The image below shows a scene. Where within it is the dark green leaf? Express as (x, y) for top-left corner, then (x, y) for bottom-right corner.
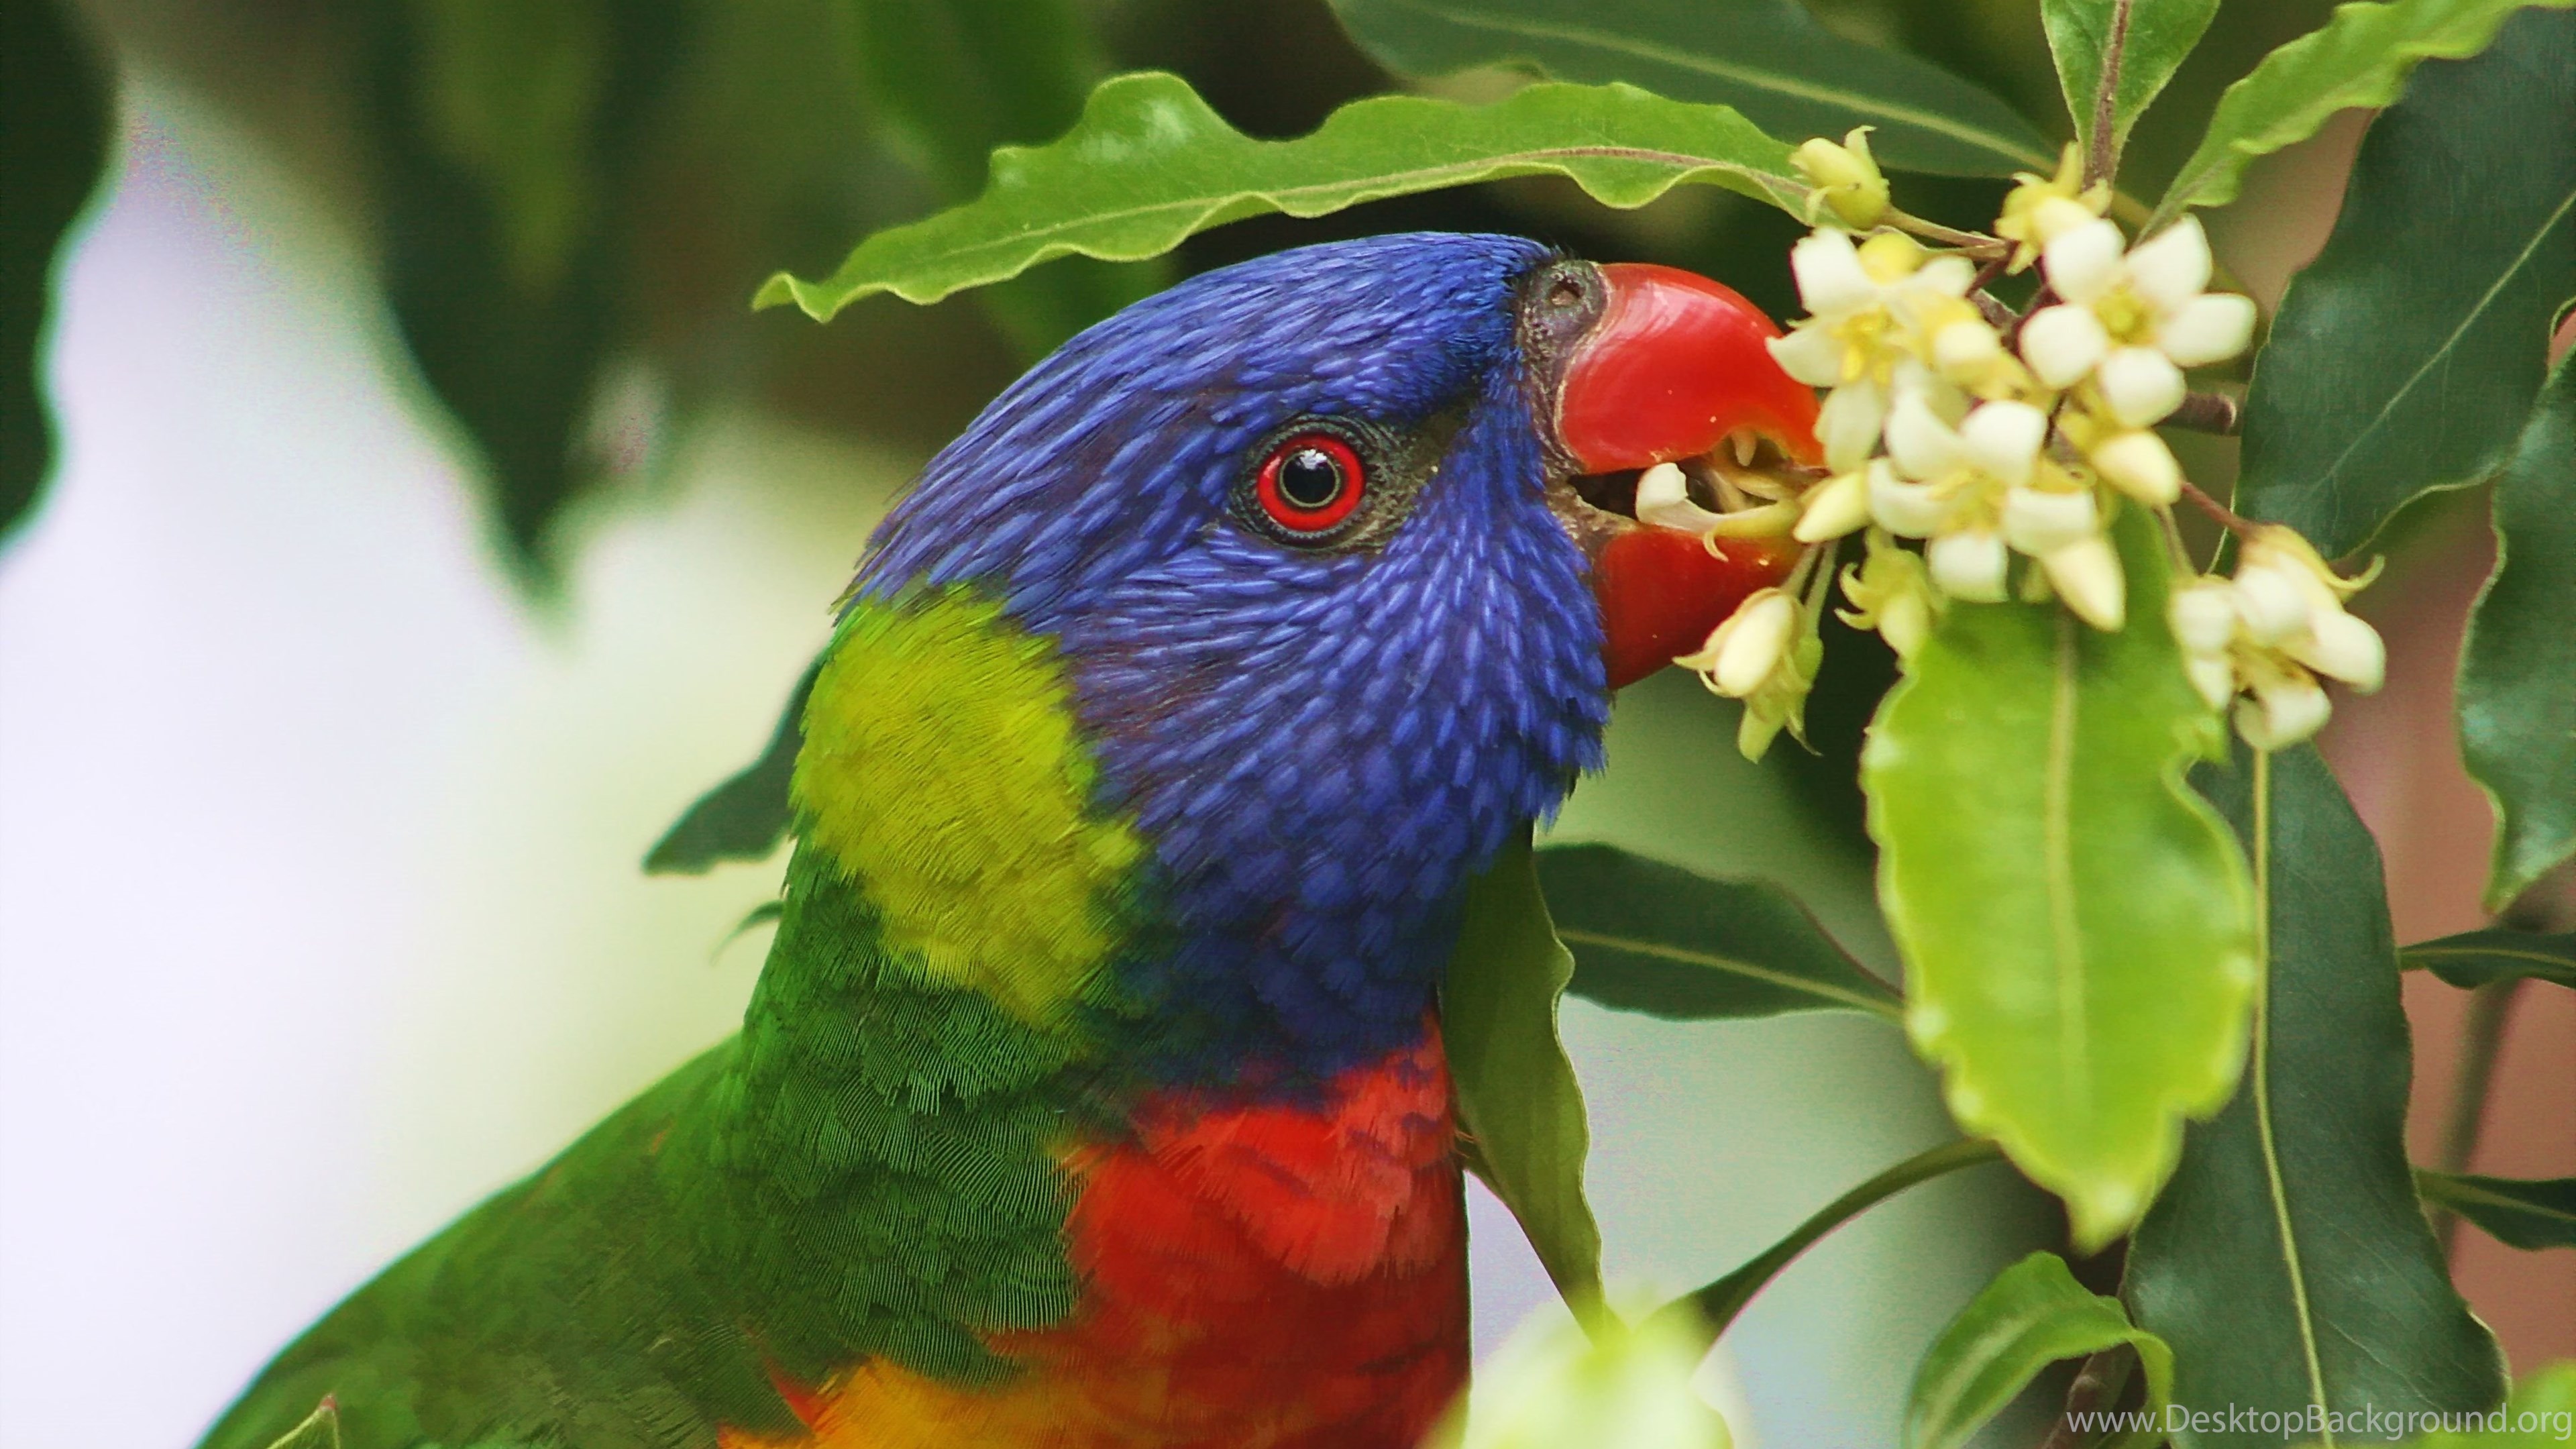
(2127, 744), (2506, 1449)
(1324, 0), (2053, 176)
(262, 1403), (340, 1449)
(2417, 1171), (2576, 1251)
(757, 71), (1805, 321)
(644, 659), (818, 874)
(2460, 354), (2576, 908)
(1863, 511), (2257, 1250)
(843, 0), (1162, 357)
(2151, 0), (2573, 227)
(1446, 829), (1607, 1324)
(2233, 5), (2575, 560)
(1653, 1137), (2004, 1345)
(1, 0), (111, 540)
(371, 0), (688, 582)
(2401, 928), (2576, 990)
(2043, 0), (2221, 163)
(1904, 1252), (2174, 1449)
(1535, 843), (1901, 1021)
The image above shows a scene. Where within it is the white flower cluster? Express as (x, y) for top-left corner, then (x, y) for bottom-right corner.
(1678, 138), (2368, 758)
(2169, 528), (2386, 749)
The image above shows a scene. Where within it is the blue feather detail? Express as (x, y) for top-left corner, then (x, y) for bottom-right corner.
(853, 233), (1608, 1087)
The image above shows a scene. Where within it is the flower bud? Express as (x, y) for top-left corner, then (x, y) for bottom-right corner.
(1678, 588), (1800, 698)
(2021, 305), (2110, 387)
(2096, 347), (2186, 427)
(1794, 469), (1872, 542)
(2293, 608), (2386, 692)
(2088, 429), (2182, 504)
(1792, 127), (1890, 230)
(2168, 581), (2239, 655)
(2237, 672), (2332, 750)
(1856, 230), (1927, 284)
(1928, 529), (2009, 601)
(2041, 534), (2127, 630)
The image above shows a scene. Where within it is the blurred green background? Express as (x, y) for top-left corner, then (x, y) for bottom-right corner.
(1, 2), (2563, 1446)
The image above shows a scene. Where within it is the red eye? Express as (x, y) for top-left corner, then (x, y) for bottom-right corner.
(1253, 432), (1365, 536)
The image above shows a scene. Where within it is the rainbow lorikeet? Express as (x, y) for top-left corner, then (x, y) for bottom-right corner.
(199, 233), (1818, 1449)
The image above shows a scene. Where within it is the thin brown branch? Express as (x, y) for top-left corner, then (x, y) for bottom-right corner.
(2167, 391), (2242, 435)
(2180, 479), (2261, 538)
(2038, 1346), (2137, 1449)
(1887, 209), (2007, 256)
(2086, 0), (2135, 189)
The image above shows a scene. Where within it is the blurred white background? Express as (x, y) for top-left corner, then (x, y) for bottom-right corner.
(1, 76), (2046, 1449)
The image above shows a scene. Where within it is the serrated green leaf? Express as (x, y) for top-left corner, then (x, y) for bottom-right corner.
(757, 71), (1803, 321)
(1534, 843), (1901, 1021)
(2151, 0), (2574, 229)
(1324, 0), (2052, 176)
(2235, 7), (2575, 559)
(262, 1402), (341, 1449)
(841, 0), (1162, 358)
(1446, 830), (1606, 1325)
(2461, 353), (2576, 908)
(1862, 511), (2257, 1250)
(2401, 928), (2576, 989)
(2418, 1171), (2576, 1251)
(2043, 0), (2221, 163)
(2127, 744), (2506, 1449)
(645, 659), (818, 874)
(1904, 1252), (2174, 1449)
(1, 0), (110, 541)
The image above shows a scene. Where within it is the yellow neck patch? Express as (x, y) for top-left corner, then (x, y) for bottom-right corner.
(790, 588), (1145, 1026)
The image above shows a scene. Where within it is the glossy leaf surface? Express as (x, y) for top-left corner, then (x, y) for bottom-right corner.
(1536, 843), (1900, 1022)
(757, 72), (1803, 321)
(1326, 0), (2053, 176)
(2235, 6), (2575, 559)
(1864, 515), (2256, 1250)
(2417, 1172), (2576, 1251)
(1446, 831), (1607, 1323)
(0, 0), (109, 539)
(2401, 928), (2576, 990)
(2127, 745), (2506, 1449)
(1904, 1252), (2174, 1449)
(2151, 0), (2574, 228)
(2043, 0), (2221, 162)
(2460, 353), (2576, 908)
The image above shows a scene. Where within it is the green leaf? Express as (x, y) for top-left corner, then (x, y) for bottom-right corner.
(1862, 511), (2257, 1250)
(841, 0), (1162, 358)
(1445, 829), (1607, 1324)
(1652, 1137), (2005, 1345)
(1534, 843), (1902, 1022)
(2127, 744), (2507, 1449)
(262, 1402), (341, 1449)
(644, 659), (818, 874)
(1, 0), (111, 540)
(2043, 0), (2221, 164)
(372, 0), (687, 582)
(756, 70), (1804, 321)
(2234, 6), (2575, 560)
(2151, 0), (2575, 229)
(2417, 1171), (2576, 1251)
(1324, 0), (2053, 176)
(2461, 353), (2576, 908)
(2401, 928), (2576, 990)
(1904, 1252), (2175, 1449)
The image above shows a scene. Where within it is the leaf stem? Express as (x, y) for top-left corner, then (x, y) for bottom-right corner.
(2179, 479), (2260, 539)
(2249, 747), (2337, 1446)
(1887, 210), (2008, 256)
(2432, 979), (2525, 1256)
(2086, 0), (2135, 189)
(1649, 1137), (2006, 1349)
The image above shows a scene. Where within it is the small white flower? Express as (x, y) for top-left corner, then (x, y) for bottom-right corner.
(2168, 581), (2239, 655)
(2236, 669), (2332, 751)
(2096, 347), (2186, 428)
(2295, 607), (2386, 692)
(2021, 305), (2110, 387)
(1928, 528), (2009, 601)
(1957, 400), (2047, 488)
(1867, 455), (1952, 537)
(1769, 230), (1978, 470)
(2165, 527), (2385, 749)
(1678, 588), (1801, 698)
(2086, 429), (2183, 504)
(1793, 468), (1873, 542)
(2160, 294), (2258, 368)
(2002, 486), (2100, 555)
(2027, 215), (2257, 433)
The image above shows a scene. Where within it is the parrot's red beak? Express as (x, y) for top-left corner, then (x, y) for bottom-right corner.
(1539, 262), (1823, 690)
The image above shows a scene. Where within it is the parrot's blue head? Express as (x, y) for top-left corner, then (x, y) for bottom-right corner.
(851, 233), (1816, 1084)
